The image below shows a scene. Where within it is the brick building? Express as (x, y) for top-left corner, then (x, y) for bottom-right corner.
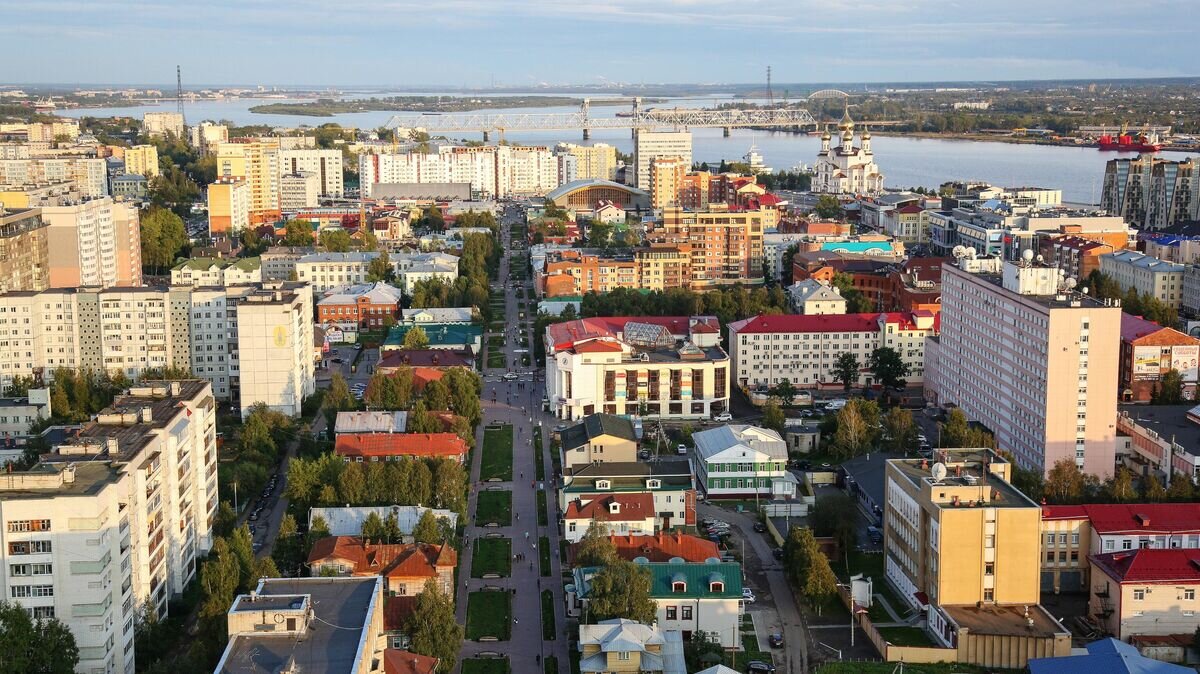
(1120, 313), (1200, 401)
(317, 282), (405, 329)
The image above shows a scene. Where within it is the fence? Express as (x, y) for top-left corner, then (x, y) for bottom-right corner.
(835, 585), (956, 664)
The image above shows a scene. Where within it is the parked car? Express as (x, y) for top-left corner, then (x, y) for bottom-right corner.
(502, 372), (518, 381)
(676, 444), (688, 455)
(746, 661), (776, 673)
(768, 633), (784, 648)
(741, 589), (756, 603)
(712, 411), (733, 423)
(753, 522), (767, 533)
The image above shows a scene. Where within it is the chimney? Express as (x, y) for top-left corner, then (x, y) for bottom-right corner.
(62, 463), (76, 484)
(140, 406), (153, 423)
(105, 437), (119, 455)
(170, 381), (181, 396)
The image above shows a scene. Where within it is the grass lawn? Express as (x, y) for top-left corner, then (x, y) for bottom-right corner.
(461, 658), (510, 674)
(543, 656), (557, 674)
(487, 350), (507, 369)
(475, 489), (512, 526)
(480, 425), (514, 481)
(536, 490), (548, 526)
(534, 427), (546, 481)
(466, 590), (512, 640)
(722, 613), (772, 668)
(541, 589), (556, 640)
(876, 625), (935, 647)
(470, 537), (513, 577)
(539, 536), (551, 576)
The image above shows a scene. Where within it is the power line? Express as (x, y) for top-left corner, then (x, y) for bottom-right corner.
(176, 65), (185, 124)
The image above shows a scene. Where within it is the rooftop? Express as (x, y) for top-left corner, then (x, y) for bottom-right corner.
(1042, 502), (1200, 535)
(565, 492), (656, 523)
(728, 311), (937, 335)
(947, 259), (1111, 311)
(569, 532), (720, 566)
(319, 281), (404, 306)
(1029, 637), (1194, 674)
(216, 576), (381, 674)
(575, 560), (742, 600)
(1102, 249), (1184, 273)
(334, 411), (408, 435)
(887, 448), (1037, 509)
(693, 425), (787, 462)
(309, 505), (458, 538)
(383, 323), (481, 349)
(172, 256), (261, 272)
(941, 603), (1068, 639)
(299, 251), (381, 264)
(560, 413), (637, 451)
(1091, 548), (1200, 584)
(1118, 404), (1200, 458)
(377, 349), (474, 370)
(334, 433), (468, 460)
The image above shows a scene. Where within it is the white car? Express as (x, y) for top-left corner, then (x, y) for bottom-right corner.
(741, 589), (756, 603)
(502, 372), (518, 381)
(712, 412), (733, 422)
(676, 444), (688, 455)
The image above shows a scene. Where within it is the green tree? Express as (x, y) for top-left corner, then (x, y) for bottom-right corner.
(575, 522), (616, 567)
(1143, 474), (1168, 502)
(239, 226), (268, 256)
(586, 559), (657, 625)
(587, 221), (613, 247)
(198, 538), (241, 644)
(1044, 458), (1087, 504)
(420, 205), (445, 231)
(868, 346), (911, 390)
(406, 580), (463, 674)
(361, 511), (386, 543)
(814, 194), (842, 219)
(423, 379), (451, 411)
(831, 402), (870, 460)
(883, 407), (916, 453)
(683, 631), (725, 673)
(0, 600), (80, 673)
(761, 399), (785, 434)
(938, 408), (971, 447)
(325, 373), (356, 413)
(282, 219), (314, 247)
(412, 509), (441, 544)
(1168, 476), (1195, 501)
(140, 207), (188, 272)
(228, 525), (257, 591)
(214, 501), (237, 537)
(404, 325), (431, 349)
(337, 461), (367, 504)
(366, 249), (394, 282)
(1152, 369), (1186, 404)
(831, 352), (860, 391)
(799, 530), (838, 615)
(808, 493), (857, 556)
(431, 459), (467, 516)
(1104, 468), (1137, 503)
(319, 228), (353, 252)
(769, 379), (797, 406)
(273, 513), (303, 576)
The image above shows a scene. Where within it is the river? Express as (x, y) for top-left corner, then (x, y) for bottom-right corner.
(59, 93), (1181, 204)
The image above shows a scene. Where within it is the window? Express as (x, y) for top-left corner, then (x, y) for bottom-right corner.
(1046, 551), (1055, 562)
(1122, 539), (1133, 551)
(984, 563), (994, 576)
(1186, 589), (1196, 601)
(1058, 533), (1067, 544)
(983, 588), (994, 601)
(984, 535), (995, 549)
(672, 581), (686, 593)
(618, 652), (630, 661)
(666, 606), (677, 620)
(710, 582), (724, 593)
(1071, 533), (1079, 545)
(681, 606), (692, 620)
(1134, 589), (1145, 601)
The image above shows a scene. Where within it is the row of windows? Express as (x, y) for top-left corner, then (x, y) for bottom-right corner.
(10, 585), (53, 598)
(7, 540), (52, 555)
(6, 519), (50, 533)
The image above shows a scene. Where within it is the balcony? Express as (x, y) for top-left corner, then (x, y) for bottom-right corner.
(72, 596), (112, 618)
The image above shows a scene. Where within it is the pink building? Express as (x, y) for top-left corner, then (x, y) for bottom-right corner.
(926, 257), (1120, 477)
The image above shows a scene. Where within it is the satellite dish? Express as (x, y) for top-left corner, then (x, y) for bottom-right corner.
(931, 462), (948, 482)
(966, 247), (977, 258)
(1022, 249), (1035, 262)
(952, 245), (966, 258)
(1065, 278), (1077, 289)
(1035, 254), (1045, 264)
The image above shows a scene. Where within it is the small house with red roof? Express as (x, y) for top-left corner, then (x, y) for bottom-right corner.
(563, 493), (657, 543)
(1118, 313), (1200, 402)
(376, 349), (475, 373)
(307, 536), (457, 598)
(335, 432), (469, 464)
(383, 649), (438, 674)
(568, 531), (721, 566)
(1089, 548), (1200, 640)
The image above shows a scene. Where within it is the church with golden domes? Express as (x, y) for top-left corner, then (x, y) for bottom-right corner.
(813, 110), (885, 195)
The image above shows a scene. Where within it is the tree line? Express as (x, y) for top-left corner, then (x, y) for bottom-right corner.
(284, 451), (469, 517)
(580, 286), (790, 331)
(1086, 270), (1179, 328)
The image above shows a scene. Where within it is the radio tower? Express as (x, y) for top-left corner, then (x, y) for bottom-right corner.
(176, 65), (185, 123)
(766, 66), (774, 107)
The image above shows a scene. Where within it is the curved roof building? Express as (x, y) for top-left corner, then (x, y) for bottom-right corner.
(545, 179), (650, 210)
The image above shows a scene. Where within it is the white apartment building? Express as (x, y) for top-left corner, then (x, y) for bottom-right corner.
(0, 388), (50, 443)
(142, 112), (185, 138)
(728, 311), (938, 390)
(42, 197), (142, 289)
(278, 172), (319, 210)
(393, 251), (459, 294)
(554, 143), (618, 181)
(277, 148), (344, 198)
(294, 251), (380, 293)
(189, 122), (228, 155)
(1099, 249), (1185, 309)
(169, 257), (262, 287)
(633, 130), (692, 189)
(359, 145), (558, 199)
(233, 285), (315, 418)
(0, 380), (217, 674)
(0, 158), (109, 197)
(925, 256), (1121, 476)
(0, 282), (314, 418)
(260, 246), (314, 281)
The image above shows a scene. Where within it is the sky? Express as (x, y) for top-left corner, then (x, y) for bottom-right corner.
(2, 0), (1197, 87)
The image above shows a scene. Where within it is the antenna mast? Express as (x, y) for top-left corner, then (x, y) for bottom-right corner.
(176, 65), (185, 123)
(766, 66), (774, 107)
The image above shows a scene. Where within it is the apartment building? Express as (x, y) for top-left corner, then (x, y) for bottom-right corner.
(884, 449), (1070, 667)
(786, 279), (847, 315)
(563, 492), (657, 542)
(1040, 235), (1118, 281)
(206, 177), (250, 236)
(260, 246), (314, 281)
(122, 144), (159, 178)
(294, 251), (380, 293)
(278, 148), (344, 197)
(929, 200), (1129, 259)
(648, 156), (688, 209)
(0, 388), (50, 444)
(42, 197), (142, 288)
(0, 282), (314, 418)
(189, 122), (228, 155)
(279, 172), (319, 210)
(393, 251), (459, 294)
(360, 145), (558, 199)
(142, 112), (184, 138)
(728, 311), (937, 390)
(553, 143), (617, 181)
(0, 205), (49, 293)
(648, 205), (765, 288)
(307, 537), (456, 598)
(0, 157), (109, 197)
(169, 257), (262, 287)
(1099, 249), (1185, 308)
(0, 119), (80, 143)
(633, 130), (692, 190)
(0, 380), (217, 674)
(1041, 503), (1200, 594)
(545, 316), (729, 421)
(1090, 549), (1200, 641)
(215, 140), (280, 223)
(540, 249), (637, 297)
(926, 257), (1121, 476)
(1102, 155), (1200, 229)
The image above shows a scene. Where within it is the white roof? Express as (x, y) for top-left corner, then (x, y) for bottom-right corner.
(298, 251), (380, 264)
(788, 279), (844, 303)
(309, 505), (458, 536)
(318, 282), (405, 307)
(333, 411), (408, 434)
(693, 424), (787, 463)
(401, 307), (475, 323)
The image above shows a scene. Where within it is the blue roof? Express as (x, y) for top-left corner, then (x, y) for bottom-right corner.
(819, 241), (891, 254)
(1028, 638), (1193, 674)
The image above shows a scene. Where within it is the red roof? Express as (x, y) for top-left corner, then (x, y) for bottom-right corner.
(896, 204), (924, 214)
(564, 493), (656, 523)
(1044, 503), (1200, 535)
(574, 340), (623, 353)
(1091, 549), (1200, 584)
(377, 350), (474, 370)
(569, 531), (719, 565)
(729, 311), (938, 335)
(335, 433), (469, 460)
(1121, 312), (1170, 342)
(306, 537), (457, 577)
(384, 650), (439, 674)
(384, 595), (418, 631)
(547, 316), (719, 352)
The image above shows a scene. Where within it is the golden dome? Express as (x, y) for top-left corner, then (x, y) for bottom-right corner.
(837, 109), (854, 131)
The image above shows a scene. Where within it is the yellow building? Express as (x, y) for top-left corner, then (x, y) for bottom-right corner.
(657, 205), (766, 287)
(557, 142), (618, 181)
(577, 619), (678, 673)
(648, 156), (687, 209)
(207, 177), (250, 237)
(635, 243), (691, 291)
(123, 144), (160, 178)
(1090, 548), (1200, 641)
(215, 140), (280, 223)
(884, 449), (1069, 668)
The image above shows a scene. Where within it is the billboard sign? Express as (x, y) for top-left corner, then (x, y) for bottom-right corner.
(1134, 346), (1162, 380)
(1172, 345), (1200, 382)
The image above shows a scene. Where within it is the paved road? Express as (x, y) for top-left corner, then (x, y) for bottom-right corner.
(455, 205), (570, 673)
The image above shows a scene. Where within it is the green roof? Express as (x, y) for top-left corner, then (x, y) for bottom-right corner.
(172, 256), (261, 272)
(383, 323), (482, 348)
(577, 561), (741, 599)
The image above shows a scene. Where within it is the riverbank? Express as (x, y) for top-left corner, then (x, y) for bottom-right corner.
(248, 95), (663, 117)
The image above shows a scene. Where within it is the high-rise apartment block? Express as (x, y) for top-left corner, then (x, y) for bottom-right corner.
(279, 171), (320, 210)
(925, 256), (1120, 476)
(206, 177), (251, 237)
(359, 145), (558, 199)
(0, 380), (217, 674)
(277, 148), (343, 198)
(142, 111), (184, 138)
(1101, 155), (1200, 230)
(554, 143), (618, 181)
(0, 282), (314, 418)
(189, 121), (228, 155)
(0, 157), (109, 197)
(42, 197), (142, 288)
(656, 205), (766, 288)
(0, 206), (49, 293)
(122, 144), (160, 178)
(215, 140), (281, 224)
(648, 156), (687, 209)
(633, 130), (692, 189)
